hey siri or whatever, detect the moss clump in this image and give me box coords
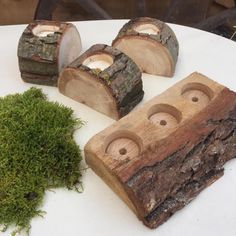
[0,88,84,235]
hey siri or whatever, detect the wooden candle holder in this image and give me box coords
[18,21,82,86]
[112,17,179,77]
[85,72,236,228]
[58,44,144,120]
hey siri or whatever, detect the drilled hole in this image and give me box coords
[148,104,182,128]
[119,148,127,155]
[133,23,160,35]
[32,25,60,37]
[83,53,113,71]
[192,97,199,102]
[160,120,167,126]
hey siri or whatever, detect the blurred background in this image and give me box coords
[0,0,236,40]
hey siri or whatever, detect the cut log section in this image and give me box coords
[58,44,144,120]
[112,17,179,77]
[17,20,82,86]
[85,72,236,228]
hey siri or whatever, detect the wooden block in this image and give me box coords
[85,72,236,228]
[17,20,81,86]
[112,17,179,77]
[58,44,144,120]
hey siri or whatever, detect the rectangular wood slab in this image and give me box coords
[85,72,236,228]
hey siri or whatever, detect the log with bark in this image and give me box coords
[112,17,179,77]
[85,72,236,228]
[58,44,144,120]
[18,20,82,86]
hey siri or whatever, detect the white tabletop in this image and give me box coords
[1,20,236,236]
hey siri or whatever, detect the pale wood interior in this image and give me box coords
[181,82,214,109]
[133,23,160,35]
[58,26,82,72]
[82,53,114,70]
[32,25,60,37]
[58,69,118,119]
[106,137,140,161]
[113,36,173,76]
[148,103,182,129]
[85,149,139,216]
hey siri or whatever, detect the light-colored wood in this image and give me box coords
[85,72,236,228]
[58,44,144,120]
[59,68,119,119]
[112,17,179,77]
[82,53,114,70]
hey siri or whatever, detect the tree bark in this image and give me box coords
[18,20,81,86]
[58,44,144,119]
[112,17,179,77]
[85,72,236,228]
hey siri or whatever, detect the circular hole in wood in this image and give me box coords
[32,25,60,37]
[181,83,214,107]
[160,120,167,126]
[133,23,160,35]
[119,148,127,155]
[148,104,182,129]
[82,53,114,71]
[191,96,199,102]
[105,132,141,161]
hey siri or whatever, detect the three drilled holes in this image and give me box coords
[106,83,214,160]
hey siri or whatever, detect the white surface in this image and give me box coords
[0,20,236,236]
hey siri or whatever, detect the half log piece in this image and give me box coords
[85,72,236,228]
[58,44,144,120]
[18,21,82,86]
[112,17,179,77]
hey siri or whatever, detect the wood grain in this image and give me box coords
[112,17,179,77]
[58,44,144,119]
[85,72,236,228]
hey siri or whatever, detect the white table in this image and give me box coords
[1,20,236,236]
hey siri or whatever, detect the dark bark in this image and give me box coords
[123,88,236,228]
[68,44,144,118]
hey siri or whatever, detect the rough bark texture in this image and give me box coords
[130,100,236,227]
[17,21,77,86]
[66,44,144,118]
[112,17,179,74]
[123,88,236,227]
[84,72,236,229]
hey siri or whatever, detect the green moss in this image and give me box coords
[0,88,84,235]
[101,73,111,85]
[91,68,102,76]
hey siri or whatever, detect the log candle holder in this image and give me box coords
[85,72,236,228]
[112,17,179,77]
[18,21,82,86]
[58,44,144,120]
